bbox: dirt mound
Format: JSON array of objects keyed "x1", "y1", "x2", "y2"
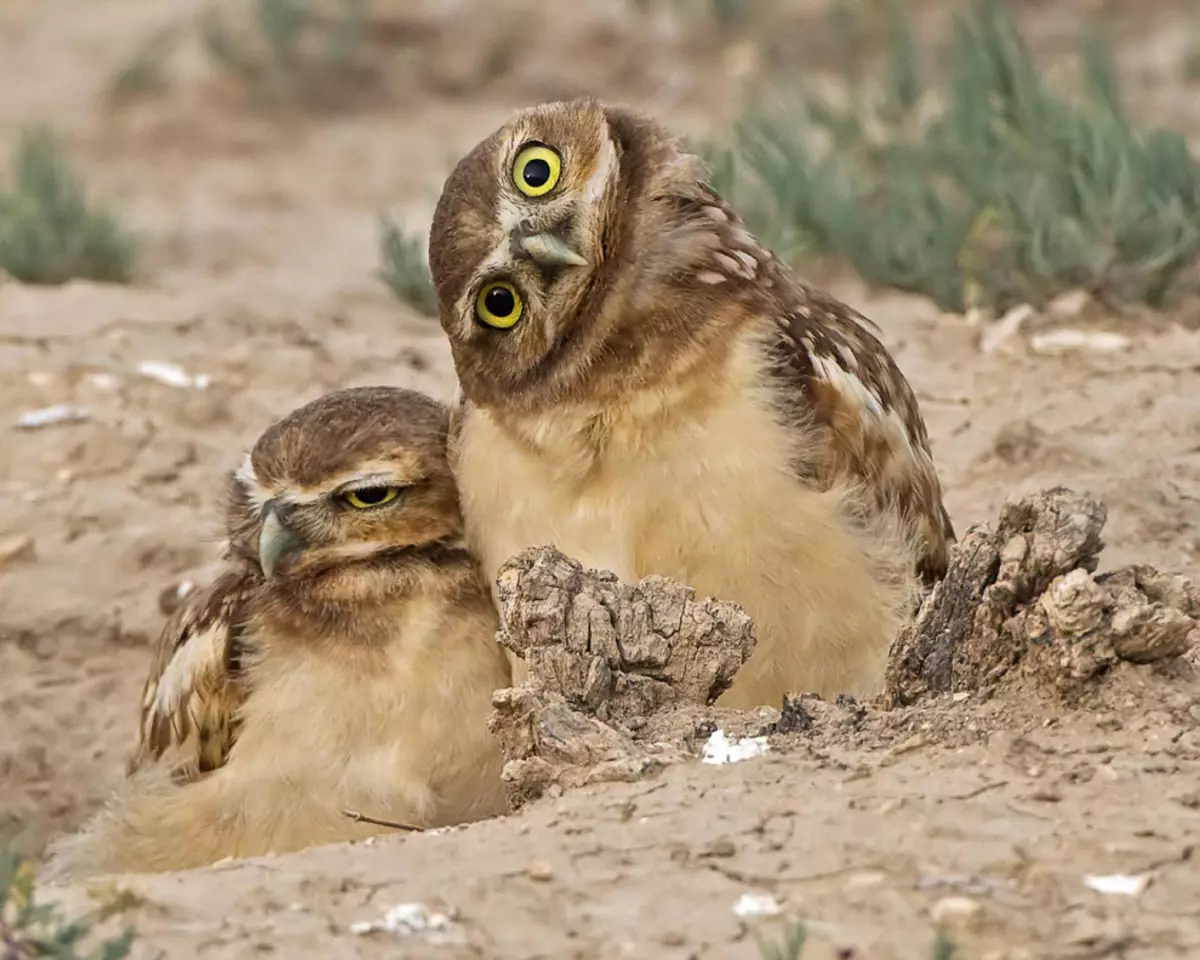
[
  {"x1": 885, "y1": 487, "x2": 1198, "y2": 707},
  {"x1": 489, "y1": 490, "x2": 1198, "y2": 813}
]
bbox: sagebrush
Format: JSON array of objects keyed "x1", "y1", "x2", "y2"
[
  {"x1": 0, "y1": 845, "x2": 135, "y2": 960},
  {"x1": 378, "y1": 215, "x2": 437, "y2": 317},
  {"x1": 202, "y1": 0, "x2": 376, "y2": 106},
  {"x1": 0, "y1": 127, "x2": 137, "y2": 285},
  {"x1": 705, "y1": 0, "x2": 1200, "y2": 313}
]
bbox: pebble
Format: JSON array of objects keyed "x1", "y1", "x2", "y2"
[
  {"x1": 526, "y1": 861, "x2": 554, "y2": 882},
  {"x1": 930, "y1": 895, "x2": 983, "y2": 928}
]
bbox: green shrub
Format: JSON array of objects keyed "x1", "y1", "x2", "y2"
[
  {"x1": 0, "y1": 846, "x2": 135, "y2": 959},
  {"x1": 0, "y1": 127, "x2": 137, "y2": 285},
  {"x1": 706, "y1": 0, "x2": 1200, "y2": 314},
  {"x1": 378, "y1": 215, "x2": 437, "y2": 317},
  {"x1": 755, "y1": 921, "x2": 807, "y2": 960},
  {"x1": 202, "y1": 0, "x2": 374, "y2": 106}
]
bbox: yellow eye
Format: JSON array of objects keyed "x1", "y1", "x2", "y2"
[
  {"x1": 475, "y1": 280, "x2": 523, "y2": 330},
  {"x1": 512, "y1": 144, "x2": 562, "y2": 197},
  {"x1": 342, "y1": 486, "x2": 400, "y2": 509}
]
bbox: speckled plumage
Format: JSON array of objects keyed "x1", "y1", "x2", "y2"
[
  {"x1": 429, "y1": 99, "x2": 954, "y2": 707},
  {"x1": 46, "y1": 387, "x2": 510, "y2": 881}
]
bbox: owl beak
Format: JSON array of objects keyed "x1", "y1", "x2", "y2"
[
  {"x1": 259, "y1": 502, "x2": 305, "y2": 579},
  {"x1": 519, "y1": 232, "x2": 588, "y2": 268}
]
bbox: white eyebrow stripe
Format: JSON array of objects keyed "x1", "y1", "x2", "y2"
[{"x1": 581, "y1": 135, "x2": 617, "y2": 208}]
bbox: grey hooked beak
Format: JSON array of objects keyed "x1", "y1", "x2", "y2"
[
  {"x1": 520, "y1": 232, "x2": 588, "y2": 268},
  {"x1": 258, "y1": 502, "x2": 305, "y2": 580}
]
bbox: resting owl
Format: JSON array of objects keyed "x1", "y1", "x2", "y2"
[
  {"x1": 427, "y1": 99, "x2": 954, "y2": 708},
  {"x1": 45, "y1": 386, "x2": 511, "y2": 880}
]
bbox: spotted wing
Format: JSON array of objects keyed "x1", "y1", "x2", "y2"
[
  {"x1": 682, "y1": 183, "x2": 955, "y2": 581},
  {"x1": 127, "y1": 566, "x2": 257, "y2": 780},
  {"x1": 767, "y1": 282, "x2": 955, "y2": 582}
]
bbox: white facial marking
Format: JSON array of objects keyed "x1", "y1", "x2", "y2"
[{"x1": 582, "y1": 135, "x2": 618, "y2": 209}]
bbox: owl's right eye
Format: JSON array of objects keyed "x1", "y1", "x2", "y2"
[
  {"x1": 512, "y1": 144, "x2": 562, "y2": 198},
  {"x1": 475, "y1": 280, "x2": 524, "y2": 330}
]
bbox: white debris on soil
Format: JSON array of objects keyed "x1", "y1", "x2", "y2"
[
  {"x1": 136, "y1": 360, "x2": 211, "y2": 389},
  {"x1": 348, "y1": 902, "x2": 462, "y2": 941},
  {"x1": 84, "y1": 372, "x2": 120, "y2": 392},
  {"x1": 15, "y1": 404, "x2": 90, "y2": 429},
  {"x1": 701, "y1": 729, "x2": 770, "y2": 765},
  {"x1": 1029, "y1": 328, "x2": 1131, "y2": 355},
  {"x1": 1084, "y1": 873, "x2": 1152, "y2": 896},
  {"x1": 733, "y1": 892, "x2": 782, "y2": 918},
  {"x1": 929, "y1": 895, "x2": 983, "y2": 928},
  {"x1": 979, "y1": 303, "x2": 1034, "y2": 355}
]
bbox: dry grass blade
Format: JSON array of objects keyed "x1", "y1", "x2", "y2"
[{"x1": 342, "y1": 809, "x2": 423, "y2": 833}]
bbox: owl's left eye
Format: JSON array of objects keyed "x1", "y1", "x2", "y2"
[
  {"x1": 475, "y1": 280, "x2": 523, "y2": 329},
  {"x1": 341, "y1": 486, "x2": 401, "y2": 509},
  {"x1": 513, "y1": 144, "x2": 562, "y2": 197}
]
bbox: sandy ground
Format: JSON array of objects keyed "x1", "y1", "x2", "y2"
[{"x1": 1, "y1": 2, "x2": 1199, "y2": 957}]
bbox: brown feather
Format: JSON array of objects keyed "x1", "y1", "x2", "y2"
[
  {"x1": 128, "y1": 566, "x2": 256, "y2": 780},
  {"x1": 673, "y1": 185, "x2": 955, "y2": 581}
]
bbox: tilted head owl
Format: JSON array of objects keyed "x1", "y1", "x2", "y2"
[{"x1": 428, "y1": 98, "x2": 749, "y2": 414}]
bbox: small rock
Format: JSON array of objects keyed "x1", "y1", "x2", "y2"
[
  {"x1": 702, "y1": 838, "x2": 736, "y2": 858},
  {"x1": 888, "y1": 733, "x2": 928, "y2": 758},
  {"x1": 1028, "y1": 786, "x2": 1062, "y2": 803},
  {"x1": 1046, "y1": 289, "x2": 1093, "y2": 319},
  {"x1": 980, "y1": 304, "x2": 1034, "y2": 355},
  {"x1": 526, "y1": 861, "x2": 554, "y2": 882},
  {"x1": 930, "y1": 895, "x2": 983, "y2": 928},
  {"x1": 0, "y1": 534, "x2": 35, "y2": 567}
]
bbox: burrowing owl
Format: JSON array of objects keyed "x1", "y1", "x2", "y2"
[
  {"x1": 45, "y1": 386, "x2": 511, "y2": 880},
  {"x1": 427, "y1": 99, "x2": 954, "y2": 708}
]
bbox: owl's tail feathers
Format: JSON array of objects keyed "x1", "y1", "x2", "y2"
[{"x1": 40, "y1": 767, "x2": 253, "y2": 883}]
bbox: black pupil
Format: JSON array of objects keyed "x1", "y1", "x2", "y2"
[
  {"x1": 485, "y1": 286, "x2": 516, "y2": 317},
  {"x1": 522, "y1": 157, "x2": 551, "y2": 188},
  {"x1": 352, "y1": 487, "x2": 390, "y2": 505}
]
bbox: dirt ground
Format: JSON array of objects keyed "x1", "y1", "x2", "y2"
[{"x1": 2, "y1": 2, "x2": 1199, "y2": 958}]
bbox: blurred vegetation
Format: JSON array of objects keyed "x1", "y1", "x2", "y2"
[
  {"x1": 378, "y1": 216, "x2": 437, "y2": 317},
  {"x1": 752, "y1": 921, "x2": 956, "y2": 959},
  {"x1": 0, "y1": 845, "x2": 136, "y2": 959},
  {"x1": 202, "y1": 0, "x2": 379, "y2": 107},
  {"x1": 755, "y1": 921, "x2": 806, "y2": 960},
  {"x1": 106, "y1": 26, "x2": 183, "y2": 103},
  {"x1": 0, "y1": 127, "x2": 137, "y2": 285},
  {"x1": 703, "y1": 0, "x2": 1200, "y2": 314}
]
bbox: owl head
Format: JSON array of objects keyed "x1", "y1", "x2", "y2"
[
  {"x1": 429, "y1": 98, "x2": 743, "y2": 414},
  {"x1": 224, "y1": 386, "x2": 467, "y2": 609}
]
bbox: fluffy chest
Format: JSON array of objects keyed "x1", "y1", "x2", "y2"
[
  {"x1": 454, "y1": 361, "x2": 804, "y2": 588},
  {"x1": 235, "y1": 596, "x2": 449, "y2": 779}
]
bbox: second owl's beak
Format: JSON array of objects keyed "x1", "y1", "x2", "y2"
[
  {"x1": 259, "y1": 502, "x2": 305, "y2": 579},
  {"x1": 519, "y1": 232, "x2": 588, "y2": 268}
]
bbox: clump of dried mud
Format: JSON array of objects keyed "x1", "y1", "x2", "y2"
[
  {"x1": 885, "y1": 486, "x2": 1198, "y2": 706},
  {"x1": 488, "y1": 547, "x2": 764, "y2": 809},
  {"x1": 490, "y1": 489, "x2": 1198, "y2": 809}
]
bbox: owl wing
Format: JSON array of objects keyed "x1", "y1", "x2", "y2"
[
  {"x1": 766, "y1": 282, "x2": 955, "y2": 583},
  {"x1": 679, "y1": 184, "x2": 954, "y2": 581},
  {"x1": 127, "y1": 565, "x2": 258, "y2": 780}
]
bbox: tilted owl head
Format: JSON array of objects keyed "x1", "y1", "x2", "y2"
[{"x1": 429, "y1": 98, "x2": 756, "y2": 413}]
